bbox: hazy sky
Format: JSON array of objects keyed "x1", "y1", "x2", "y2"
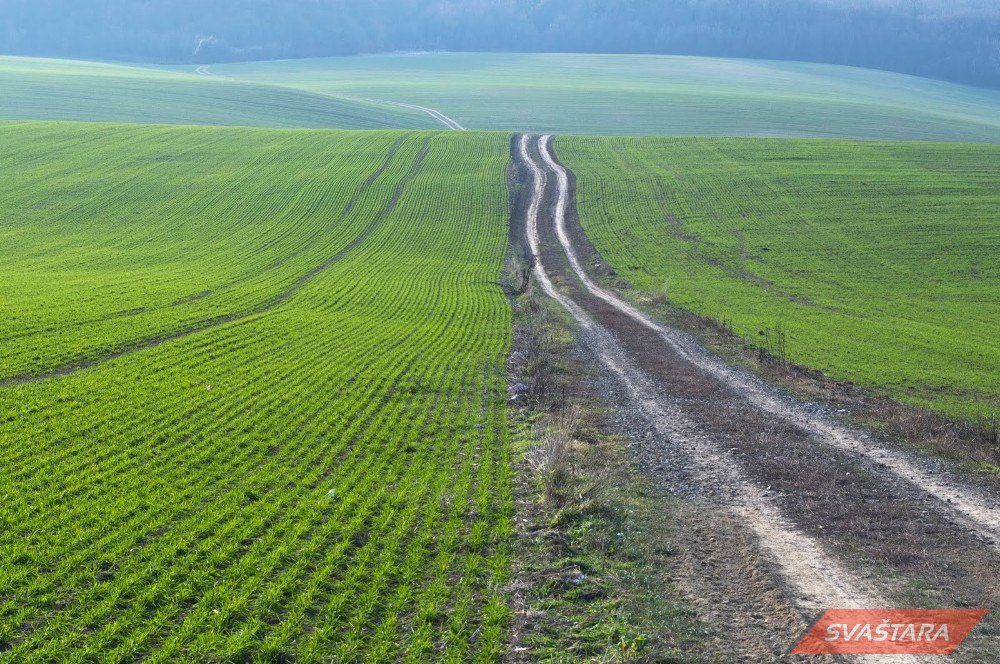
[{"x1": 814, "y1": 0, "x2": 1000, "y2": 16}]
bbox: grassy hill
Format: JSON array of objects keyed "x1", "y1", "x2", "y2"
[
  {"x1": 4, "y1": 46, "x2": 999, "y2": 661},
  {"x1": 0, "y1": 57, "x2": 434, "y2": 129},
  {"x1": 5, "y1": 53, "x2": 1000, "y2": 140},
  {"x1": 207, "y1": 53, "x2": 1000, "y2": 141},
  {"x1": 0, "y1": 122, "x2": 512, "y2": 660},
  {"x1": 558, "y1": 136, "x2": 1000, "y2": 417}
]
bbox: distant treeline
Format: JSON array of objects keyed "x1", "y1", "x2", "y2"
[{"x1": 4, "y1": 0, "x2": 1000, "y2": 89}]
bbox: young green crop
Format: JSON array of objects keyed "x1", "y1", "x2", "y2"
[
  {"x1": 0, "y1": 123, "x2": 434, "y2": 380},
  {"x1": 0, "y1": 57, "x2": 434, "y2": 129},
  {"x1": 557, "y1": 136, "x2": 1000, "y2": 418},
  {"x1": 207, "y1": 53, "x2": 1000, "y2": 142},
  {"x1": 8, "y1": 53, "x2": 1000, "y2": 141},
  {"x1": 0, "y1": 123, "x2": 513, "y2": 661}
]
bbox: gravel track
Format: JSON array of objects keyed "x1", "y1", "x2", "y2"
[
  {"x1": 519, "y1": 131, "x2": 1000, "y2": 660},
  {"x1": 536, "y1": 133, "x2": 1000, "y2": 550}
]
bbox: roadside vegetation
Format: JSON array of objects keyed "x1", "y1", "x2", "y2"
[
  {"x1": 504, "y1": 276, "x2": 713, "y2": 664},
  {"x1": 0, "y1": 123, "x2": 513, "y2": 660}
]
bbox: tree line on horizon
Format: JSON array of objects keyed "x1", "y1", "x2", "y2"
[{"x1": 3, "y1": 0, "x2": 999, "y2": 89}]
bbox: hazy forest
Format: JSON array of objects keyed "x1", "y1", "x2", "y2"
[{"x1": 3, "y1": 0, "x2": 1000, "y2": 88}]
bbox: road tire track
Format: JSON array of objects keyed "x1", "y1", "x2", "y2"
[
  {"x1": 519, "y1": 132, "x2": 941, "y2": 663},
  {"x1": 388, "y1": 102, "x2": 465, "y2": 130},
  {"x1": 537, "y1": 134, "x2": 1000, "y2": 550},
  {"x1": 192, "y1": 65, "x2": 463, "y2": 130}
]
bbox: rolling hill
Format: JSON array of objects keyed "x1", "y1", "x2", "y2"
[
  {"x1": 4, "y1": 48, "x2": 1000, "y2": 657},
  {"x1": 0, "y1": 57, "x2": 434, "y2": 129},
  {"x1": 207, "y1": 53, "x2": 1000, "y2": 141},
  {"x1": 0, "y1": 122, "x2": 512, "y2": 660},
  {"x1": 5, "y1": 53, "x2": 1000, "y2": 141}
]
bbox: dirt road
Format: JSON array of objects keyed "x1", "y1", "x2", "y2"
[
  {"x1": 515, "y1": 134, "x2": 1000, "y2": 661},
  {"x1": 389, "y1": 101, "x2": 465, "y2": 130},
  {"x1": 192, "y1": 65, "x2": 464, "y2": 130}
]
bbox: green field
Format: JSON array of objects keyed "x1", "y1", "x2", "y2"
[
  {"x1": 0, "y1": 122, "x2": 513, "y2": 660},
  {"x1": 6, "y1": 53, "x2": 1000, "y2": 141},
  {"x1": 0, "y1": 57, "x2": 434, "y2": 129},
  {"x1": 3, "y1": 50, "x2": 999, "y2": 659},
  {"x1": 206, "y1": 53, "x2": 1000, "y2": 141},
  {"x1": 558, "y1": 136, "x2": 1000, "y2": 417}
]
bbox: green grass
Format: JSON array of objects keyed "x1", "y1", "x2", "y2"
[
  {"x1": 557, "y1": 136, "x2": 1000, "y2": 418},
  {"x1": 0, "y1": 122, "x2": 513, "y2": 661},
  {"x1": 515, "y1": 435, "x2": 709, "y2": 663},
  {"x1": 0, "y1": 57, "x2": 434, "y2": 129},
  {"x1": 7, "y1": 53, "x2": 1000, "y2": 140},
  {"x1": 205, "y1": 52, "x2": 1000, "y2": 141},
  {"x1": 508, "y1": 289, "x2": 712, "y2": 662}
]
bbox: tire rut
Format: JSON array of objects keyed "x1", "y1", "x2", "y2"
[
  {"x1": 516, "y1": 133, "x2": 1000, "y2": 661},
  {"x1": 538, "y1": 134, "x2": 1000, "y2": 550}
]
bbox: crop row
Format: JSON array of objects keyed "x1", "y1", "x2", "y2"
[
  {"x1": 0, "y1": 125, "x2": 437, "y2": 382},
  {"x1": 0, "y1": 126, "x2": 513, "y2": 661}
]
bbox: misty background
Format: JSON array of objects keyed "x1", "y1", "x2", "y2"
[{"x1": 3, "y1": 0, "x2": 999, "y2": 89}]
